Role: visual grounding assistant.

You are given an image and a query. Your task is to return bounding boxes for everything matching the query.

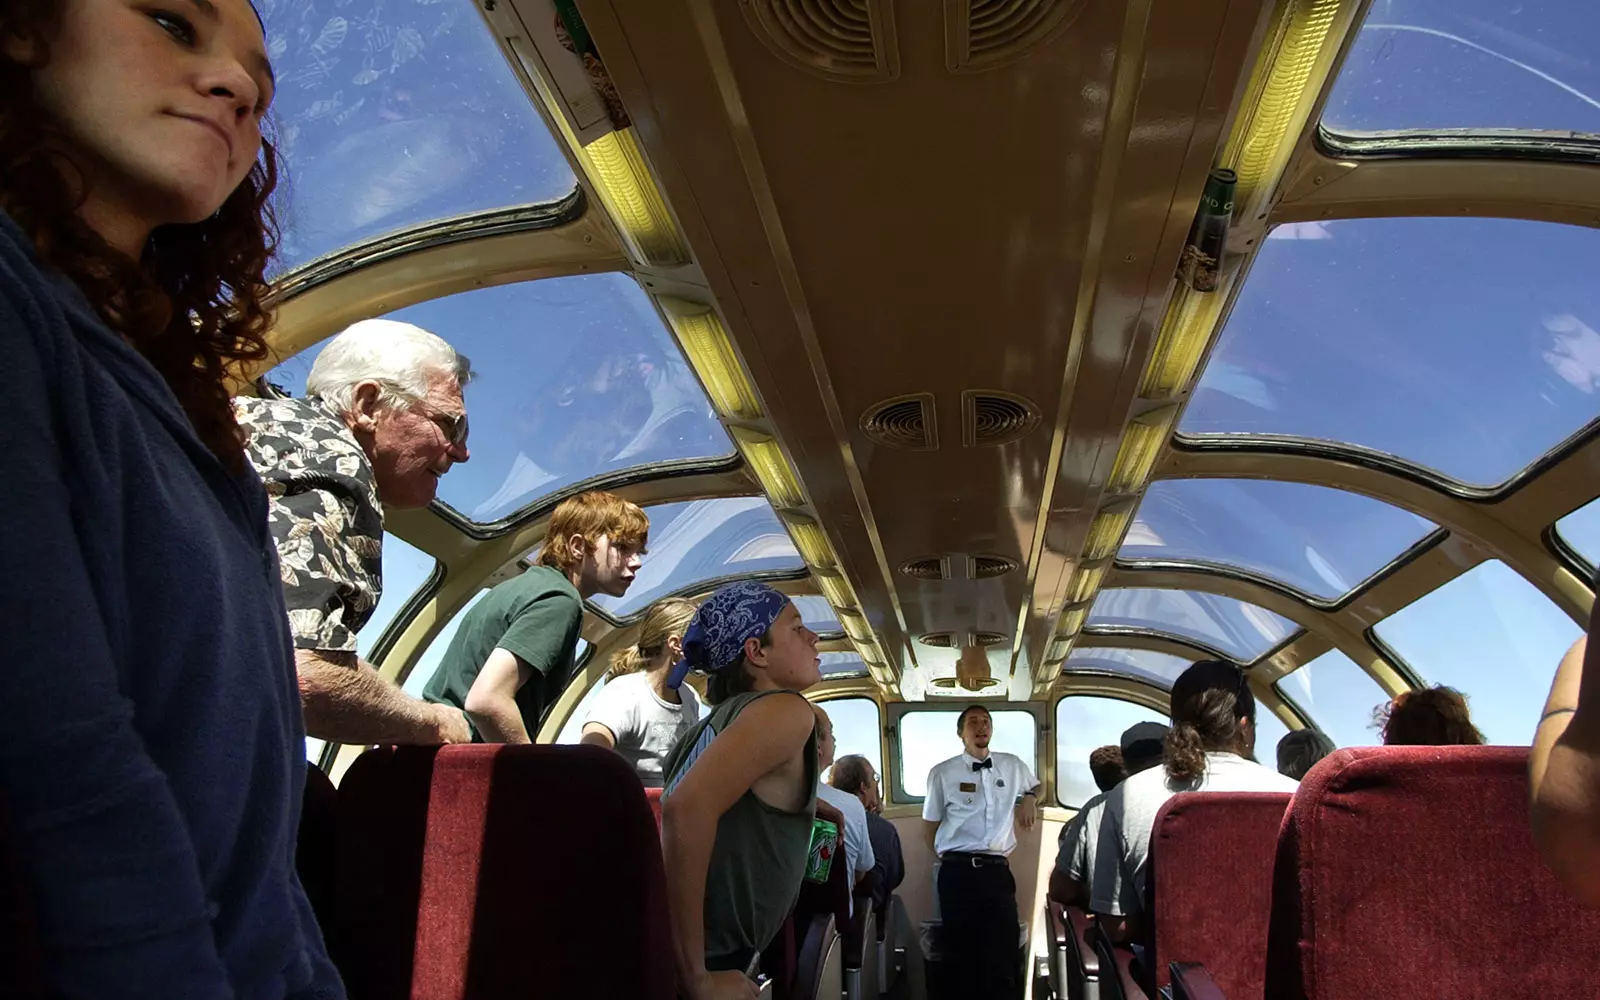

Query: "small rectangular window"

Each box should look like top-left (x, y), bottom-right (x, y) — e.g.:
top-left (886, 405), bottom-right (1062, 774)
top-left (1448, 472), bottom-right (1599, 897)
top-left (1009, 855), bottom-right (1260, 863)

top-left (896, 709), bottom-right (1037, 799)
top-left (819, 697), bottom-right (883, 787)
top-left (1054, 696), bottom-right (1169, 808)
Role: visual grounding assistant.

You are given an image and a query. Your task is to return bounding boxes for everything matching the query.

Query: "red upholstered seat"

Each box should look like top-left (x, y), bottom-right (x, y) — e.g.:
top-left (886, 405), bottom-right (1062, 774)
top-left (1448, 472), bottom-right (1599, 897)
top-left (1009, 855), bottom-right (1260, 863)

top-left (336, 745), bottom-right (441, 1000)
top-left (409, 743), bottom-right (675, 1000)
top-left (645, 786), bottom-right (664, 832)
top-left (1144, 792), bottom-right (1291, 1000)
top-left (1266, 746), bottom-right (1600, 1000)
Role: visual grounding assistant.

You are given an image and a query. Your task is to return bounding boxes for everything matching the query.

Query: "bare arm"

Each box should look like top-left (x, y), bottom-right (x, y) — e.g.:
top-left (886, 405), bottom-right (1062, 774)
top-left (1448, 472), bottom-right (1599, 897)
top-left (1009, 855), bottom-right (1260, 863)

top-left (1016, 788), bottom-right (1039, 831)
top-left (663, 695), bottom-right (813, 1000)
top-left (1048, 870), bottom-right (1086, 907)
top-left (1531, 615), bottom-right (1600, 906)
top-left (579, 722), bottom-right (617, 749)
top-left (923, 820), bottom-right (940, 857)
top-left (297, 648), bottom-right (469, 745)
top-left (463, 647), bottom-right (535, 745)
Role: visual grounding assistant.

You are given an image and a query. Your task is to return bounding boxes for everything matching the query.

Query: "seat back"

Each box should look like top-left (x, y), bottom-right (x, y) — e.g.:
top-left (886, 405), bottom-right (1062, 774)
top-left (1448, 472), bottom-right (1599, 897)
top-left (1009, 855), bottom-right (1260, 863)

top-left (842, 885), bottom-right (873, 968)
top-left (1266, 746), bottom-right (1600, 1000)
top-left (1146, 792), bottom-right (1291, 999)
top-left (297, 761), bottom-right (339, 935)
top-left (644, 786), bottom-right (664, 831)
top-left (0, 808), bottom-right (42, 999)
top-left (792, 824), bottom-right (848, 1000)
top-left (336, 745), bottom-right (440, 1000)
top-left (410, 743), bottom-right (675, 1000)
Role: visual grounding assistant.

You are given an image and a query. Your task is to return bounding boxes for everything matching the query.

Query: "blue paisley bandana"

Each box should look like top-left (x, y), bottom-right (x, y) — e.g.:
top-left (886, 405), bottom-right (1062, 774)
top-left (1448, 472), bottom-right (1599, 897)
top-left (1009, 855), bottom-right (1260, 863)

top-left (667, 581), bottom-right (790, 690)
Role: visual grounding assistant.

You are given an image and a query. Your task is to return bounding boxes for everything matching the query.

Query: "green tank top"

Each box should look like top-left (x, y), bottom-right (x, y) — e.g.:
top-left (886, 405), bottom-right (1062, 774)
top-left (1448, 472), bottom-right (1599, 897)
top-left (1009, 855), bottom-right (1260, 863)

top-left (662, 689), bottom-right (818, 968)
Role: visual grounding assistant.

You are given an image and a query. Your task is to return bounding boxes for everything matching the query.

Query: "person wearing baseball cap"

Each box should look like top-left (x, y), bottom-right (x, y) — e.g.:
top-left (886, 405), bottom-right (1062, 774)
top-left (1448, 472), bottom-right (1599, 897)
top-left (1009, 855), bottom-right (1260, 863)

top-left (1049, 720), bottom-right (1170, 907)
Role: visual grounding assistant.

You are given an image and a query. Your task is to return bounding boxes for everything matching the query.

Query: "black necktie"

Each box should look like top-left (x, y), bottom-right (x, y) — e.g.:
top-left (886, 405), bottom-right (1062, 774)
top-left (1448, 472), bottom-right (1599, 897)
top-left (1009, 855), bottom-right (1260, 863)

top-left (971, 758), bottom-right (993, 772)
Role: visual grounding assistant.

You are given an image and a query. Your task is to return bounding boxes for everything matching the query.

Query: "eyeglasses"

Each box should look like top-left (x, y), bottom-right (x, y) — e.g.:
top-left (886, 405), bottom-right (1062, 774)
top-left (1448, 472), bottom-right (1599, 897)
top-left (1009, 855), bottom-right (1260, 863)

top-left (384, 383), bottom-right (469, 449)
top-left (416, 402), bottom-right (469, 450)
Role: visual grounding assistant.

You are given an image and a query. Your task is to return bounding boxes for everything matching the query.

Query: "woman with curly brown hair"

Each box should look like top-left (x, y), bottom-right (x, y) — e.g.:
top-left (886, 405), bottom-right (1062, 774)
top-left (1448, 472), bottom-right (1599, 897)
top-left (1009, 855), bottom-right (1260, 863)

top-left (1089, 660), bottom-right (1298, 942)
top-left (0, 1), bottom-right (343, 997)
top-left (1377, 685), bottom-right (1486, 747)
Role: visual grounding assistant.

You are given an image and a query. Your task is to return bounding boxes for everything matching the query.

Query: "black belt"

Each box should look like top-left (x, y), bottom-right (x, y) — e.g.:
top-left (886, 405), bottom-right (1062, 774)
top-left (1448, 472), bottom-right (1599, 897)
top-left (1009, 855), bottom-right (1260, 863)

top-left (943, 851), bottom-right (1008, 868)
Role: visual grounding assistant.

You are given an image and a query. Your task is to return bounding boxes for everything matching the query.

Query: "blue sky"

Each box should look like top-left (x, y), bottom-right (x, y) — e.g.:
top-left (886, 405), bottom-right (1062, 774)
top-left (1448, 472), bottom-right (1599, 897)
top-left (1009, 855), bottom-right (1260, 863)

top-left (275, 0), bottom-right (1600, 778)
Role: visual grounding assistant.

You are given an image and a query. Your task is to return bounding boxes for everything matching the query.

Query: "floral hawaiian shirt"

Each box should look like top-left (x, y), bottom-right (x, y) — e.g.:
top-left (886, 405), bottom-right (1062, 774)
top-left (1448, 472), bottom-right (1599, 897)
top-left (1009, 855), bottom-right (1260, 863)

top-left (235, 394), bottom-right (384, 654)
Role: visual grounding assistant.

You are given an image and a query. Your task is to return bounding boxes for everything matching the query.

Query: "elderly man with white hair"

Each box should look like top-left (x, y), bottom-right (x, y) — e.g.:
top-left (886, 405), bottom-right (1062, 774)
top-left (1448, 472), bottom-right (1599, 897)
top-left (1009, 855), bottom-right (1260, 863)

top-left (235, 319), bottom-right (474, 746)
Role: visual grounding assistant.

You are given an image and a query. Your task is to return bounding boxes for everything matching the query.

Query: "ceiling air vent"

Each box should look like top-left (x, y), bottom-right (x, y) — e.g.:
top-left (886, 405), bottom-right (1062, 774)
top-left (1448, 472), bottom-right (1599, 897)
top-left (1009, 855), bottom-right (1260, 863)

top-left (931, 676), bottom-right (1003, 692)
top-left (861, 394), bottom-right (937, 450)
top-left (899, 556), bottom-right (951, 580)
top-left (945, 0), bottom-right (1082, 72)
top-left (918, 632), bottom-right (958, 648)
top-left (740, 0), bottom-right (899, 82)
top-left (971, 631), bottom-right (1009, 647)
top-left (962, 390), bottom-right (1041, 447)
top-left (968, 554), bottom-right (1018, 579)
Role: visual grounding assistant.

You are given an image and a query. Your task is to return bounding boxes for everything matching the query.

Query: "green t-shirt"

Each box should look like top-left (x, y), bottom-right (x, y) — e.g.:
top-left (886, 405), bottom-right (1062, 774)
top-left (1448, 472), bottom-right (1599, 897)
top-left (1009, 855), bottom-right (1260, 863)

top-left (422, 565), bottom-right (583, 739)
top-left (662, 690), bottom-right (818, 970)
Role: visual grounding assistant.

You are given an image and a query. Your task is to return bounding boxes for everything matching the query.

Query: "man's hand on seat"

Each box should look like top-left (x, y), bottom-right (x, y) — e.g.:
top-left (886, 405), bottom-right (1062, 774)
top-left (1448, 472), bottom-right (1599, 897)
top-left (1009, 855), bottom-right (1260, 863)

top-left (690, 968), bottom-right (760, 1000)
top-left (431, 703), bottom-right (472, 745)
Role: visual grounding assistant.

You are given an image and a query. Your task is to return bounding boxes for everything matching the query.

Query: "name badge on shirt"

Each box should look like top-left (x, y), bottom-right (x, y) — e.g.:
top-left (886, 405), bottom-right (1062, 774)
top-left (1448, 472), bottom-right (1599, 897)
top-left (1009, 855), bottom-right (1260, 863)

top-left (959, 781), bottom-right (977, 793)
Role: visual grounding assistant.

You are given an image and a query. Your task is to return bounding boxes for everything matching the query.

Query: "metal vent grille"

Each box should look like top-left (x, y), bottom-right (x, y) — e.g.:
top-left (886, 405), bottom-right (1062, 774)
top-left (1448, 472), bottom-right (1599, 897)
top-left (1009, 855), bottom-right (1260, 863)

top-left (971, 631), bottom-right (1009, 647)
top-left (918, 632), bottom-right (958, 648)
top-left (968, 555), bottom-right (1018, 579)
top-left (962, 390), bottom-right (1041, 447)
top-left (899, 556), bottom-right (951, 580)
top-left (741, 0), bottom-right (899, 81)
top-left (947, 0), bottom-right (1081, 72)
top-left (861, 394), bottom-right (937, 450)
top-left (931, 676), bottom-right (1003, 692)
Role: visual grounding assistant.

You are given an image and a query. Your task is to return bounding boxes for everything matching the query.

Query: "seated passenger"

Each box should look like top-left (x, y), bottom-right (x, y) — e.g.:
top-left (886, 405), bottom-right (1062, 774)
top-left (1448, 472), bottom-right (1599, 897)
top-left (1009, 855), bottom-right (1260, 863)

top-left (813, 704), bottom-right (876, 914)
top-left (580, 596), bottom-right (702, 787)
top-left (424, 491), bottom-right (648, 743)
top-left (1532, 614), bottom-right (1600, 906)
top-left (829, 754), bottom-right (905, 912)
top-left (1050, 723), bottom-right (1166, 907)
top-left (1377, 686), bottom-right (1485, 746)
top-left (236, 319), bottom-right (474, 747)
top-left (1276, 727), bottom-right (1335, 780)
top-left (659, 582), bottom-right (823, 1000)
top-left (1091, 661), bottom-right (1297, 941)
top-left (0, 1), bottom-right (342, 995)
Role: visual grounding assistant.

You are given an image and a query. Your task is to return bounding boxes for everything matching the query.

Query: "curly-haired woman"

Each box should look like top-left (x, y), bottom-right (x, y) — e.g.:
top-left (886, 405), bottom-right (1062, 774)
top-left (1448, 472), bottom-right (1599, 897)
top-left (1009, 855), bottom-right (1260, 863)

top-left (0, 1), bottom-right (342, 997)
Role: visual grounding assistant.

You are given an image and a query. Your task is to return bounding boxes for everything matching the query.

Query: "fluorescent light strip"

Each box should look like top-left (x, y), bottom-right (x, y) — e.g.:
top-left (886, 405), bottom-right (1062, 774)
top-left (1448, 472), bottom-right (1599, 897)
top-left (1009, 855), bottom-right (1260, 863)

top-left (734, 428), bottom-right (805, 509)
top-left (1138, 0), bottom-right (1347, 401)
top-left (577, 128), bottom-right (689, 267)
top-left (659, 298), bottom-right (763, 421)
top-left (783, 512), bottom-right (836, 570)
top-left (1056, 601), bottom-right (1091, 638)
top-left (1106, 404), bottom-right (1178, 494)
top-left (1067, 561), bottom-right (1109, 605)
top-left (1082, 499), bottom-right (1136, 563)
top-left (812, 569), bottom-right (854, 610)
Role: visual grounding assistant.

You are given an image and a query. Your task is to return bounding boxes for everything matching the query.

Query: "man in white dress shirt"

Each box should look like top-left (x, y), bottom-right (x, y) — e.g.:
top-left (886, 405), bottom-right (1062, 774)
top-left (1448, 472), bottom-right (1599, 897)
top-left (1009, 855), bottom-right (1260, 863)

top-left (922, 704), bottom-right (1039, 998)
top-left (814, 704), bottom-right (875, 917)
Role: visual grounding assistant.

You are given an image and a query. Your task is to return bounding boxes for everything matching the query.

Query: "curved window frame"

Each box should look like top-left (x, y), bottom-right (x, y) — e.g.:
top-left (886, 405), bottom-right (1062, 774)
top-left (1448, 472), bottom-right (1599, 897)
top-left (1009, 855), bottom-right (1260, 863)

top-left (1117, 480), bottom-right (1443, 608)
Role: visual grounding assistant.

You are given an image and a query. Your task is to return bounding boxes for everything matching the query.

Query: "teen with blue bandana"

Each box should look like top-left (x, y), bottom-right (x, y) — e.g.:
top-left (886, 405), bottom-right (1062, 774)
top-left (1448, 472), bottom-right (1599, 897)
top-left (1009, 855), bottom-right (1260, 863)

top-left (660, 581), bottom-right (824, 1000)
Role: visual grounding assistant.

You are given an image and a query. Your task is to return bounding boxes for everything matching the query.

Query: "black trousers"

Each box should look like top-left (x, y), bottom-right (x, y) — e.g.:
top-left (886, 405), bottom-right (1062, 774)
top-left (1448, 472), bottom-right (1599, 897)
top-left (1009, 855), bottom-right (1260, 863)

top-left (937, 853), bottom-right (1019, 999)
